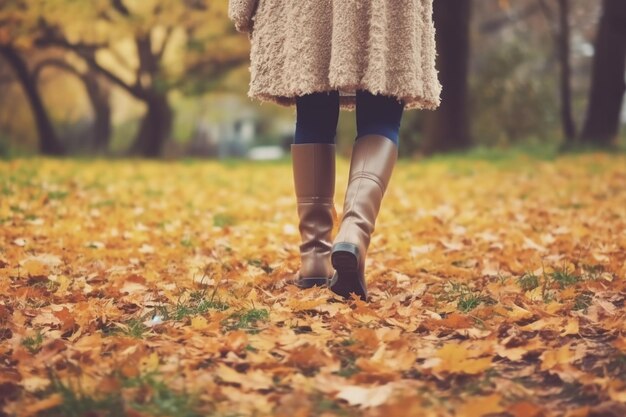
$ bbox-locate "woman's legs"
[329,90,404,300]
[294,90,340,144]
[294,89,403,144]
[355,89,405,144]
[291,91,339,288]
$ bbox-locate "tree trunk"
[130,93,173,157]
[580,0,626,146]
[127,35,172,157]
[558,0,577,143]
[422,0,472,154]
[82,72,112,153]
[0,46,64,155]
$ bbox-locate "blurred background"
[0,0,625,160]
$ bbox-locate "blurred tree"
[556,0,576,142]
[580,0,626,147]
[538,0,577,143]
[422,0,472,154]
[36,0,249,157]
[0,0,249,157]
[0,45,65,155]
[32,54,112,153]
[0,1,66,155]
[0,0,110,154]
[469,0,588,147]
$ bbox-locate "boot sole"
[294,277,330,289]
[330,243,367,301]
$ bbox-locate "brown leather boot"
[329,134,398,300]
[291,143,336,288]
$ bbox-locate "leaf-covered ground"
[1,154,625,417]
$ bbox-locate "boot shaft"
[335,134,398,252]
[291,143,337,284]
[291,143,336,199]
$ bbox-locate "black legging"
[294,89,405,145]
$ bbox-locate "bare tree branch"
[110,0,131,16]
[155,26,174,62]
[33,58,81,80]
[35,36,142,97]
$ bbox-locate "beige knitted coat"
[227,0,442,111]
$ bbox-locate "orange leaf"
[23,393,63,414]
[507,401,543,417]
[457,394,504,417]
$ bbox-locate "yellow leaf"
[191,315,209,330]
[431,343,492,375]
[507,303,534,321]
[140,352,160,372]
[462,357,493,374]
[560,318,579,336]
[540,345,573,371]
[23,259,47,277]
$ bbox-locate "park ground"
[0,151,625,417]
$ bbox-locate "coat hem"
[247,87,440,112]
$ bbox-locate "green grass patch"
[453,368,500,397]
[102,318,149,339]
[122,318,149,339]
[573,292,593,311]
[335,357,360,378]
[22,330,44,354]
[123,373,202,417]
[40,373,125,417]
[549,266,581,289]
[247,258,273,274]
[224,308,269,333]
[89,199,116,208]
[517,272,540,291]
[28,277,60,292]
[39,368,202,417]
[213,213,236,227]
[457,293,484,313]
[102,287,231,337]
[581,264,606,280]
[437,282,493,313]
[171,297,230,321]
[47,191,69,200]
[339,338,356,347]
[312,393,352,416]
[422,143,560,165]
[168,286,230,321]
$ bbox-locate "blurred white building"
[187,95,257,158]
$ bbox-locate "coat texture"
[228,0,442,111]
